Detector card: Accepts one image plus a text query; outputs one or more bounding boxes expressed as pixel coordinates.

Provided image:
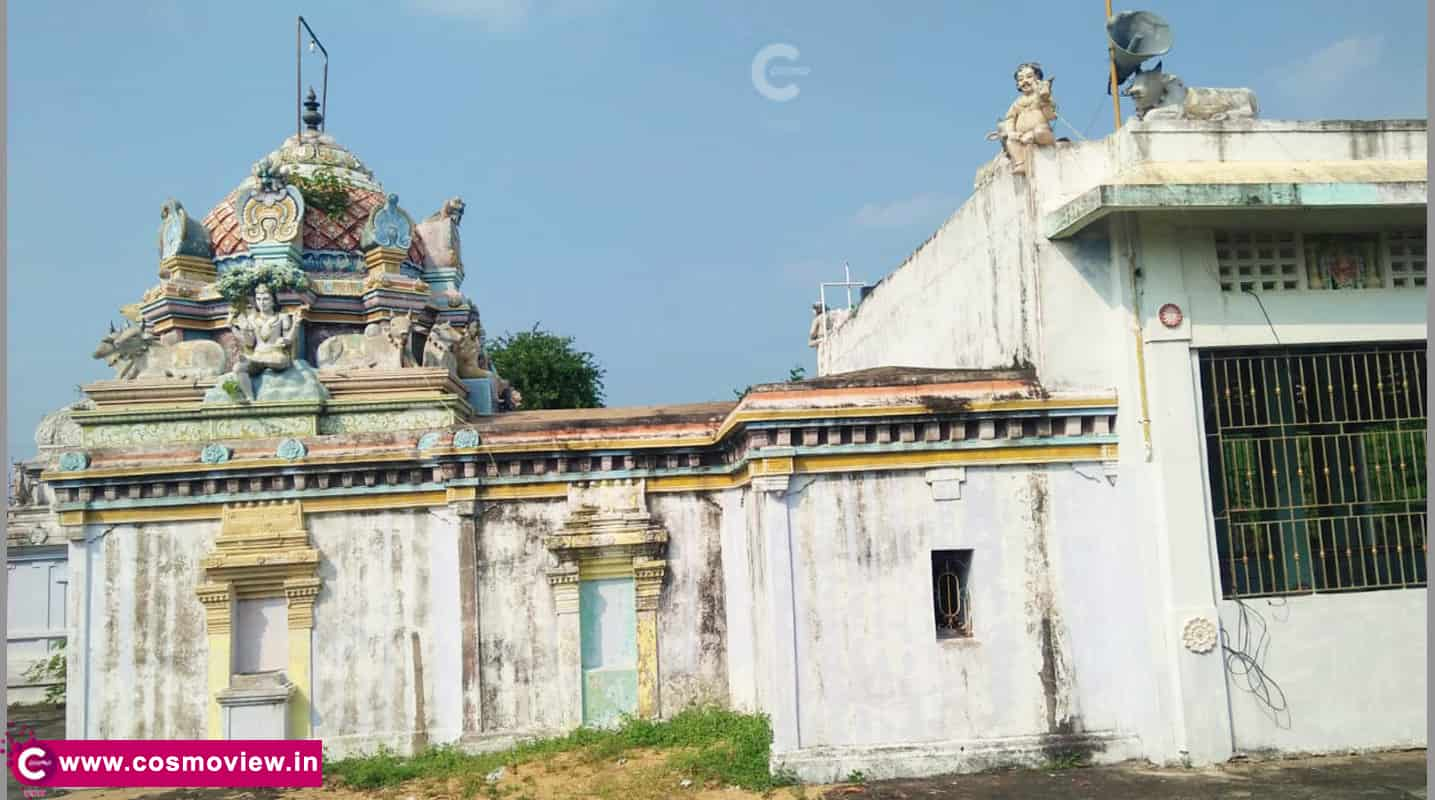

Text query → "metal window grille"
[932,550,973,638]
[1384,229,1427,288]
[1199,342,1428,598]
[1215,231,1303,293]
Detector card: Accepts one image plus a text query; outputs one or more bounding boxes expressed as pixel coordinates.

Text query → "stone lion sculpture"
[1123,63,1258,122]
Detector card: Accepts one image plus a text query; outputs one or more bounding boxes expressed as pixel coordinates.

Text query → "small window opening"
[932,549,973,639]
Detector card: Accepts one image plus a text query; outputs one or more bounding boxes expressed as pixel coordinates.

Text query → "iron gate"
[1198,342,1428,598]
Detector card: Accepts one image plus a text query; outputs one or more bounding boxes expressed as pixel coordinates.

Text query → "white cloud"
[1272,34,1383,98]
[852,192,953,229]
[408,0,610,32]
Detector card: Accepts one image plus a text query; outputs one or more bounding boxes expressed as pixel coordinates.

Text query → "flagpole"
[1107,0,1122,131]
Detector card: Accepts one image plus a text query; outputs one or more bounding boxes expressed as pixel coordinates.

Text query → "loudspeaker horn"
[1106,10,1173,92]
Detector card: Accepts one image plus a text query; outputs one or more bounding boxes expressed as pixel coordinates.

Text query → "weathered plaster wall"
[650,494,729,713]
[1129,213,1430,765]
[73,522,215,739]
[309,508,464,756]
[1220,590,1427,753]
[815,140,1120,392]
[471,493,734,737]
[473,499,567,737]
[773,466,1154,779]
[719,488,765,714]
[817,121,1426,391]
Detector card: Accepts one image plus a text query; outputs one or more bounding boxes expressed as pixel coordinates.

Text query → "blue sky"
[6,1,1427,461]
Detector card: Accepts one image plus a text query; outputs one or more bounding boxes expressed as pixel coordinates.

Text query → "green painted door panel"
[580,577,638,727]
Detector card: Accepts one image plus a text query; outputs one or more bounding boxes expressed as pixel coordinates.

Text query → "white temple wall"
[649,494,730,713]
[471,499,569,738]
[309,509,464,756]
[816,121,1426,392]
[68,522,216,740]
[767,466,1158,781]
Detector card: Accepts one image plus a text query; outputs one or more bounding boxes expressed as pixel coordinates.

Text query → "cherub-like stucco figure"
[986,62,1058,175]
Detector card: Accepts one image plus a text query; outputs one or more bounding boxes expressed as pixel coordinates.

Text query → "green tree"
[487,325,606,410]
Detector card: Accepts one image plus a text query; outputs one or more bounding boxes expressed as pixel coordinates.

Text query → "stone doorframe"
[195,500,320,739]
[544,479,668,720]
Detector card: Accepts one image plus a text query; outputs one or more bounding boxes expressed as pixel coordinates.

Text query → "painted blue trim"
[56,481,450,513]
[53,431,1118,512]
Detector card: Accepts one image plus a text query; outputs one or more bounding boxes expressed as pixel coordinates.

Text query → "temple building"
[6,44,1427,782]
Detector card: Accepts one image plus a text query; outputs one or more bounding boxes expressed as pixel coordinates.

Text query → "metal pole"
[297,17,331,133]
[844,262,853,309]
[295,18,302,139]
[1106,0,1122,131]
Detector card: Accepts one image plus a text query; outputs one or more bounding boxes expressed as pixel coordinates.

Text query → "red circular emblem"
[1158,303,1183,328]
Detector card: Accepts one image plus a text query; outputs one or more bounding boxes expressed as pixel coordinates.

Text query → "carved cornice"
[201,501,320,601]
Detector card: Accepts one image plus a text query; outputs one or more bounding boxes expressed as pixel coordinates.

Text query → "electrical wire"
[1220,598,1291,728]
[1242,289,1282,346]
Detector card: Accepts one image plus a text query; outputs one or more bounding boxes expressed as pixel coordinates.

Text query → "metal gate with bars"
[1198,342,1428,598]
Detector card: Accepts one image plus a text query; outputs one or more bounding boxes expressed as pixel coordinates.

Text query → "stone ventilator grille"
[1198,342,1428,599]
[1214,231,1302,293]
[1215,229,1424,293]
[1385,229,1426,288]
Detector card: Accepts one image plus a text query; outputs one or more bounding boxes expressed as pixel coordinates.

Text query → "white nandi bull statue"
[315,311,417,370]
[1123,62,1257,122]
[92,321,228,380]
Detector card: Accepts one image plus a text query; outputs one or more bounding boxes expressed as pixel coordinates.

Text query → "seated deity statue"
[207,283,327,403]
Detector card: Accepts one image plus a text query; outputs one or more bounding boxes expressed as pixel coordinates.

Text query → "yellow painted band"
[579,557,635,580]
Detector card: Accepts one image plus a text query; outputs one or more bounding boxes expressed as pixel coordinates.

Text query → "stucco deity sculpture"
[807,302,852,347]
[10,462,34,507]
[1123,63,1258,122]
[415,197,465,271]
[986,63,1058,175]
[207,283,328,403]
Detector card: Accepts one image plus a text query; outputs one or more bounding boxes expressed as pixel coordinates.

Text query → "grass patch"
[1044,750,1092,770]
[326,705,792,793]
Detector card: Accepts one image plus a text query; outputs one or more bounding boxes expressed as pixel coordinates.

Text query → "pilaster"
[634,557,667,718]
[196,581,235,740]
[546,563,582,729]
[458,505,482,736]
[753,469,802,755]
[283,576,321,738]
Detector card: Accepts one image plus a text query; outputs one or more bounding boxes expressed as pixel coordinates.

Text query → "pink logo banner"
[6,730,323,789]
